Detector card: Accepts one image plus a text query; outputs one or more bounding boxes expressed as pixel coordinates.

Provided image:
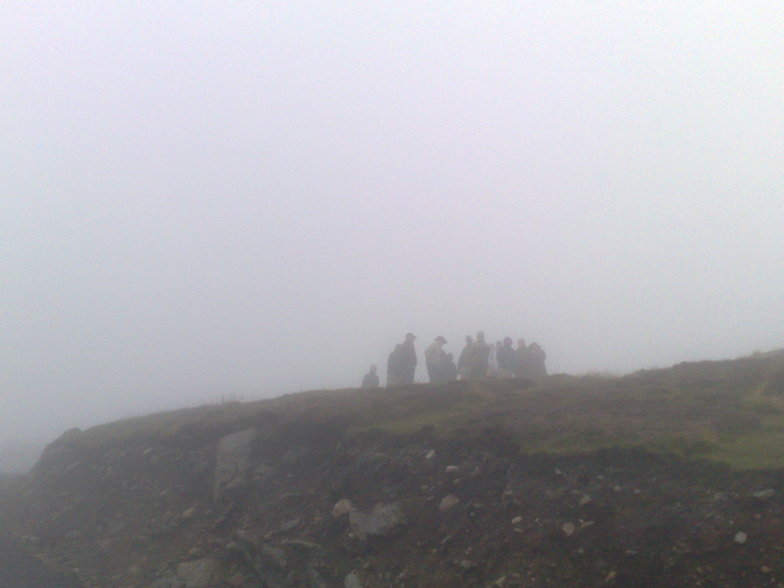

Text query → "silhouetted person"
[529,342,547,377]
[488,341,501,376]
[457,335,473,380]
[399,332,417,384]
[362,365,380,389]
[388,333,417,386]
[443,352,458,382]
[514,338,530,378]
[387,344,402,386]
[465,331,491,379]
[497,336,516,378]
[425,336,448,384]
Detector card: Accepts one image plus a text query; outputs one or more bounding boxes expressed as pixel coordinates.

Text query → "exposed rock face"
[213,427,257,500]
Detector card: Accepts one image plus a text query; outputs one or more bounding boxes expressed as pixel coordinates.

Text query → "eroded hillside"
[3,352,784,587]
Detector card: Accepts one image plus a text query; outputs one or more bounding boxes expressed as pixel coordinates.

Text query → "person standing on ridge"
[466,331,491,379]
[399,332,417,384]
[497,337,516,378]
[425,336,448,384]
[529,342,548,377]
[514,338,530,378]
[361,365,380,389]
[457,335,473,380]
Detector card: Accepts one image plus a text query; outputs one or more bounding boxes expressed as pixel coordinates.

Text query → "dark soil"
[4,353,784,587]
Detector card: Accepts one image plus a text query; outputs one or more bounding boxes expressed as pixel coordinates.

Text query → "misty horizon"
[3,2,783,450]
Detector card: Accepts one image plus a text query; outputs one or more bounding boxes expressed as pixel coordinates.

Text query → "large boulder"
[213,428,257,500]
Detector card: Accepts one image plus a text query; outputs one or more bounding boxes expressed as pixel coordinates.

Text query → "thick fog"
[2,2,783,451]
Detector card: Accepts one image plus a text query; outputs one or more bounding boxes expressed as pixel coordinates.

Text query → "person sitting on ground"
[361,365,380,389]
[425,336,448,384]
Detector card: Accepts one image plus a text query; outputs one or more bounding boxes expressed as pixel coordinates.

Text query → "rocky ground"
[3,354,784,587]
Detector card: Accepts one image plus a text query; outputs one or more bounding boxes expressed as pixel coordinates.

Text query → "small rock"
[445,465,459,474]
[177,558,220,588]
[613,485,622,492]
[734,531,748,544]
[752,489,776,499]
[579,494,592,506]
[344,571,363,588]
[762,566,772,573]
[562,522,576,537]
[261,545,287,569]
[187,547,207,559]
[425,450,436,460]
[511,516,523,525]
[279,517,301,532]
[458,560,474,569]
[282,538,322,551]
[349,503,405,540]
[182,507,197,519]
[332,499,356,519]
[439,495,460,512]
[605,570,617,582]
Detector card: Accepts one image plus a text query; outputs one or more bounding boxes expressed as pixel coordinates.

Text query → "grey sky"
[2,1,783,446]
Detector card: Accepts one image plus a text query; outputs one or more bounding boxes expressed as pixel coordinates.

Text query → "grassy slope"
[56,351,784,471]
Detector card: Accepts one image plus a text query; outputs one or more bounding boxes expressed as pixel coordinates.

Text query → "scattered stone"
[579,494,592,506]
[511,516,523,525]
[332,499,356,519]
[344,571,363,588]
[445,465,460,474]
[279,517,301,532]
[425,449,436,460]
[282,538,321,551]
[261,544,287,569]
[439,495,460,512]
[562,522,576,537]
[734,531,748,544]
[613,485,622,492]
[349,503,405,540]
[752,489,776,499]
[176,557,220,588]
[441,532,455,545]
[187,547,206,559]
[762,566,772,573]
[181,507,197,520]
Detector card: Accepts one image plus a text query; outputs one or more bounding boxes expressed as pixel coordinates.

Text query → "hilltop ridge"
[3,351,784,587]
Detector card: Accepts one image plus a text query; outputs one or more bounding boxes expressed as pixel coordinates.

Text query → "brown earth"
[3,353,784,587]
